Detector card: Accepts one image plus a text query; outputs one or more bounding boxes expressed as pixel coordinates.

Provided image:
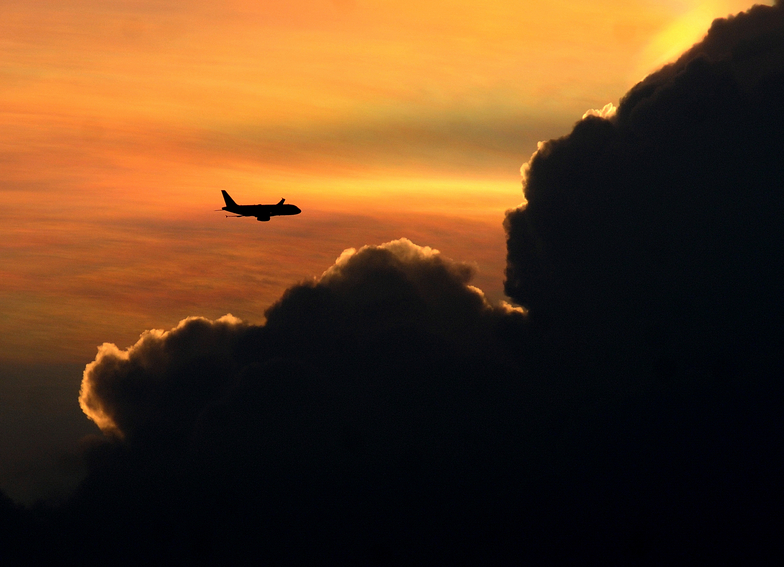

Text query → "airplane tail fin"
[221,190,238,208]
[277,198,285,205]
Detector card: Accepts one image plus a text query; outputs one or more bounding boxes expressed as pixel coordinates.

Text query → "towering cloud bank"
[499,7,784,559]
[506,3,784,368]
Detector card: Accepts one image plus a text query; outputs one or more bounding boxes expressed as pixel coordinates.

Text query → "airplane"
[219,190,301,222]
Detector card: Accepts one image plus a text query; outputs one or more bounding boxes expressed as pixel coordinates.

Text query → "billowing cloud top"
[506,2,784,368]
[80,239,524,442]
[73,238,534,563]
[79,314,248,440]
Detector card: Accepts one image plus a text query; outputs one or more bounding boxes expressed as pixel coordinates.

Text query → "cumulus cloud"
[79,240,526,441]
[502,8,784,557]
[506,2,784,373]
[67,238,539,563]
[581,102,617,120]
[79,314,248,441]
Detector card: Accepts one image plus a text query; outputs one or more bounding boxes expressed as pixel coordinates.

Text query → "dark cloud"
[79,315,251,444]
[506,3,784,370]
[79,240,526,443]
[0,489,30,561]
[501,3,784,561]
[12,4,784,565]
[70,240,538,564]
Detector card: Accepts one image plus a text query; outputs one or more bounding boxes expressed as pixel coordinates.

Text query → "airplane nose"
[294,206,301,214]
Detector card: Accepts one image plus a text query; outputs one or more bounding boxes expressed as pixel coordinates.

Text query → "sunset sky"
[0,0,773,502]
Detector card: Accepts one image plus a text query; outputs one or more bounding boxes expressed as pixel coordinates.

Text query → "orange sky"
[0,0,770,364]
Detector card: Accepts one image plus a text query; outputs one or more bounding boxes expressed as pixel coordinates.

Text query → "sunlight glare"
[632,1,773,81]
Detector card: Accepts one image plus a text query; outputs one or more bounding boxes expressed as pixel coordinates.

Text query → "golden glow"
[632,1,773,81]
[78,315,244,435]
[582,102,618,120]
[79,343,129,436]
[0,1,769,363]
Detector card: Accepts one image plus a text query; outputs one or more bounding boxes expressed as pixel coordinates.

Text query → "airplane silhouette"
[220,190,301,222]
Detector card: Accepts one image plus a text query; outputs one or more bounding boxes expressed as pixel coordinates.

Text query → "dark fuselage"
[223,202,301,217]
[221,190,301,222]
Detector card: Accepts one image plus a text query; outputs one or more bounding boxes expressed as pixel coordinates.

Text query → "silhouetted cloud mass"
[71,240,536,564]
[80,241,525,443]
[499,5,784,559]
[506,3,784,370]
[9,4,784,565]
[79,314,250,442]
